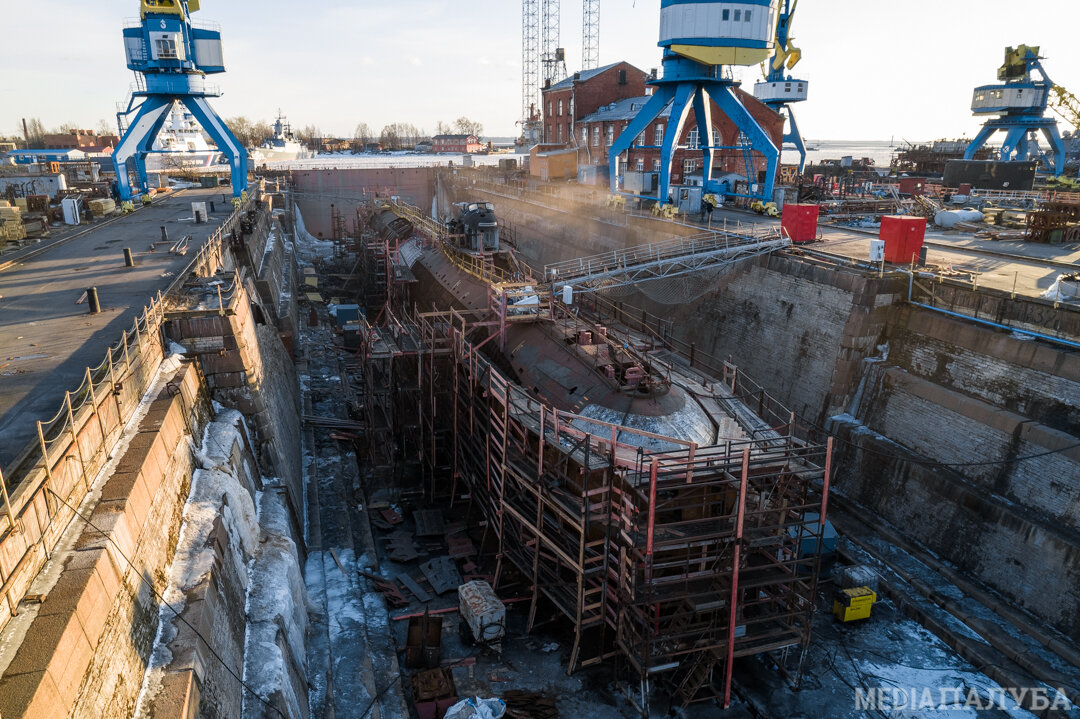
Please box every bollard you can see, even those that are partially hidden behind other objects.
[123,248,135,267]
[87,287,101,314]
[160,226,168,243]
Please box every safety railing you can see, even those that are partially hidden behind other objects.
[0,196,253,548]
[543,226,788,285]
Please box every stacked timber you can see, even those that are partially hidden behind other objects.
[0,202,27,245]
[88,198,117,217]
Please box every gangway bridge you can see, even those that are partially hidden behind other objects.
[543,227,791,293]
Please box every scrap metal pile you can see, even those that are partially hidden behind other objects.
[1026,200,1080,243]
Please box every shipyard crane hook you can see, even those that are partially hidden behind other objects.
[110,0,248,202]
[753,0,809,173]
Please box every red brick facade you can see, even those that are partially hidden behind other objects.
[540,62,649,146]
[577,87,784,185]
[433,135,482,154]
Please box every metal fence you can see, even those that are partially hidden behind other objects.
[0,196,251,543]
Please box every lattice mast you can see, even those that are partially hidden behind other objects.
[541,0,566,88]
[582,0,600,70]
[522,0,540,130]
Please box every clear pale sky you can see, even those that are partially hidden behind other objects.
[2,0,1078,141]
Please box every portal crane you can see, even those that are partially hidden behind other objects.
[609,0,782,205]
[753,0,808,173]
[963,45,1066,176]
[111,0,247,201]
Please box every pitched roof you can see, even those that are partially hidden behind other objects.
[578,95,670,124]
[546,62,627,92]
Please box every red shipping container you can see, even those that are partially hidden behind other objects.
[880,215,926,264]
[781,203,820,243]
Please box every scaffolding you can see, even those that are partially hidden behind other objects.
[354,199,832,712]
[363,308,836,711]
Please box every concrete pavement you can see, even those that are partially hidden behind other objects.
[0,188,233,472]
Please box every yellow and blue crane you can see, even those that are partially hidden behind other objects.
[753,0,808,173]
[609,0,784,205]
[964,45,1067,176]
[110,0,247,201]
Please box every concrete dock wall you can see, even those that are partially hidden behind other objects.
[0,361,208,719]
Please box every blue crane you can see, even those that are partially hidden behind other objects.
[609,0,782,205]
[964,45,1066,176]
[111,0,247,202]
[753,0,808,173]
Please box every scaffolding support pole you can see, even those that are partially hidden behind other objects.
[724,447,751,708]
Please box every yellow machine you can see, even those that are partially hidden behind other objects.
[833,586,877,622]
[607,194,627,210]
[651,202,679,219]
[141,0,199,17]
[751,200,780,218]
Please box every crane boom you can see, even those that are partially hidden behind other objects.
[1050,85,1080,132]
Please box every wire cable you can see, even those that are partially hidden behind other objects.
[47,488,287,719]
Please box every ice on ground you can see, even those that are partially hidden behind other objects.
[134,410,264,718]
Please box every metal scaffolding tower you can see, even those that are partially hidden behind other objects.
[541,0,566,89]
[582,0,600,70]
[522,0,540,130]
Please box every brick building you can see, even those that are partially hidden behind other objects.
[575,88,784,186]
[42,130,120,153]
[433,134,482,154]
[540,61,650,146]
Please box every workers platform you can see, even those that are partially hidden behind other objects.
[0,188,233,475]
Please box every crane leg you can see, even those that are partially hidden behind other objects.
[998,126,1026,162]
[708,83,780,201]
[1039,124,1067,176]
[111,96,174,201]
[609,87,675,198]
[964,125,997,161]
[181,96,248,198]
[784,106,807,174]
[657,84,696,205]
[692,87,715,191]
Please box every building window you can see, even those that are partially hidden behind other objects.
[712,129,720,147]
[636,131,646,147]
[558,99,564,116]
[592,126,600,146]
[557,124,562,142]
[687,128,699,148]
[547,125,552,142]
[583,127,588,145]
[606,125,614,146]
[734,9,741,21]
[636,158,644,171]
[652,159,661,172]
[683,159,698,175]
[745,9,751,21]
[654,124,664,145]
[722,9,729,20]
[548,102,553,117]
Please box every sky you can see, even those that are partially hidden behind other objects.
[2,0,1078,142]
